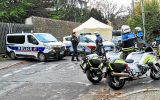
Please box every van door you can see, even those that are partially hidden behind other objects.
[6,35,26,56]
[26,35,40,57]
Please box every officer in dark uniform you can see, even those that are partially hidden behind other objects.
[121,25,135,59]
[71,32,79,61]
[95,33,103,56]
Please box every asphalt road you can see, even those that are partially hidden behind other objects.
[0,57,159,100]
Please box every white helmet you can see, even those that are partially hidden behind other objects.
[135,27,142,32]
[121,25,131,34]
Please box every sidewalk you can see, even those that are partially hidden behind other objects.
[76,86,160,100]
[0,60,28,70]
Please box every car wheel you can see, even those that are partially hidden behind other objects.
[56,53,62,60]
[38,53,46,62]
[10,51,16,60]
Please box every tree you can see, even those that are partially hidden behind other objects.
[0,0,32,23]
[0,0,55,23]
[94,0,127,20]
[49,6,104,23]
[128,0,160,42]
[92,0,129,29]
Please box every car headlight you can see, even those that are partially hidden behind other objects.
[44,44,52,50]
[54,45,62,48]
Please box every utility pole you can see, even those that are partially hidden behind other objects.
[132,0,134,17]
[140,0,146,40]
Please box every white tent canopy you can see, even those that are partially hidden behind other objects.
[73,17,113,41]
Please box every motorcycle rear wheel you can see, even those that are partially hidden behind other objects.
[107,73,125,90]
[86,70,102,84]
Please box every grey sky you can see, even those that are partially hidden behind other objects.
[109,0,132,7]
[90,0,132,8]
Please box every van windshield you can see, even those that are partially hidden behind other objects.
[34,34,58,43]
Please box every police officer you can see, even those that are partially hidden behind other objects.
[135,27,143,39]
[121,25,136,59]
[95,33,103,56]
[71,32,79,61]
[134,27,145,51]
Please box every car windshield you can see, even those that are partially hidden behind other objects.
[65,37,71,41]
[86,35,107,42]
[34,33,58,43]
[79,36,94,42]
[104,46,114,51]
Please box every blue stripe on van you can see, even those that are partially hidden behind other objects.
[8,46,45,52]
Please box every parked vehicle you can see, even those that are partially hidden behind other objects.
[80,46,108,83]
[63,35,96,55]
[80,46,160,90]
[107,46,160,90]
[6,33,66,61]
[63,34,115,55]
[152,36,160,58]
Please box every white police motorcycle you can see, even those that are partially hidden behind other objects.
[107,46,160,90]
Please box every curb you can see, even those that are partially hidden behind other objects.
[0,61,29,70]
[116,88,160,98]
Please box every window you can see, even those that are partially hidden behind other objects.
[65,37,71,41]
[79,36,94,42]
[27,35,38,44]
[7,35,25,44]
[34,33,58,43]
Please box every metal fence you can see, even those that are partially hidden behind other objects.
[0,23,33,54]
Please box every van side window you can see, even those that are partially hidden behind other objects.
[7,35,25,44]
[27,35,38,44]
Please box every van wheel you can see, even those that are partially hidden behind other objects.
[10,51,16,60]
[38,53,46,62]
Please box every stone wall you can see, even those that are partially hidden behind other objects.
[26,16,81,40]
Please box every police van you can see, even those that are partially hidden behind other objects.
[6,33,66,61]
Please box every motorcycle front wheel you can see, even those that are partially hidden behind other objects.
[86,70,102,84]
[107,73,125,90]
[150,63,160,80]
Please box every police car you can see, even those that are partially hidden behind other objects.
[6,33,66,61]
[63,35,96,55]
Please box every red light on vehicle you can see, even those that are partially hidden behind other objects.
[87,46,96,49]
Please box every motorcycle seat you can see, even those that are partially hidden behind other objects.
[125,59,134,63]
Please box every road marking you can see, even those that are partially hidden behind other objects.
[13,70,22,73]
[139,80,153,84]
[22,67,31,70]
[67,65,75,70]
[0,83,24,96]
[44,64,59,71]
[1,63,44,78]
[2,73,13,78]
[75,82,91,86]
[37,62,45,65]
[30,64,37,67]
